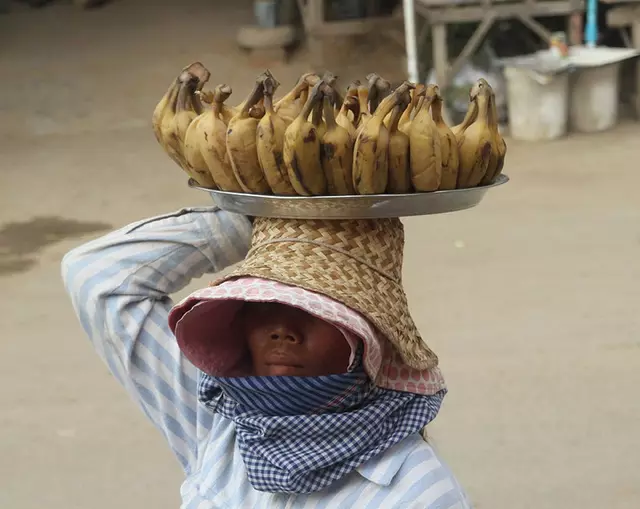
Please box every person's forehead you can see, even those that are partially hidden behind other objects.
[242,301,323,321]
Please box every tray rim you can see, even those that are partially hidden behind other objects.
[188,173,509,201]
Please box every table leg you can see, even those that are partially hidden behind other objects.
[632,15,640,118]
[568,12,583,46]
[432,23,448,87]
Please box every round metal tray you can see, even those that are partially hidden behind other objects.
[189,174,509,219]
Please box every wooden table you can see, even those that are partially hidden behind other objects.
[414,0,585,89]
[293,0,403,66]
[604,1,640,116]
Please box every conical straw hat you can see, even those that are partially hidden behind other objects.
[213,217,437,370]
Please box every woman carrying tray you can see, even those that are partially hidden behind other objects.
[62,207,472,508]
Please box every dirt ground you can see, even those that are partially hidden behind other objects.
[1,1,639,508]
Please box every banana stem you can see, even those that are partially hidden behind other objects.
[375,82,413,120]
[240,74,268,116]
[388,104,404,133]
[459,100,478,130]
[299,80,324,121]
[181,62,211,90]
[475,94,490,123]
[263,78,278,115]
[166,81,181,115]
[274,73,317,109]
[367,74,381,113]
[487,93,499,132]
[175,82,190,113]
[431,97,445,124]
[212,85,232,117]
[346,81,360,98]
[356,86,369,123]
[312,100,323,127]
[323,94,337,129]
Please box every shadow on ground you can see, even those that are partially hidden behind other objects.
[0,216,111,275]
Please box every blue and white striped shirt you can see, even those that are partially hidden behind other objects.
[61,207,472,508]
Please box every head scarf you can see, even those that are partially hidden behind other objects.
[170,278,447,494]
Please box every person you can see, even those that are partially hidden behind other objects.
[62,206,472,508]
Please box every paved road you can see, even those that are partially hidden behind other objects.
[1,1,639,508]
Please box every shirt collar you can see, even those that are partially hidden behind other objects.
[355,433,422,486]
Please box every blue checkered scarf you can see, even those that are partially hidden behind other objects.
[198,352,445,494]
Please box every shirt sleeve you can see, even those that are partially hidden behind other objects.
[60,207,251,473]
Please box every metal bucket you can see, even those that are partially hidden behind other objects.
[255,0,278,28]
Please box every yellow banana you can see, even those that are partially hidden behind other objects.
[457,79,494,188]
[164,68,215,185]
[152,78,179,144]
[408,89,442,191]
[365,73,391,114]
[480,87,507,185]
[274,73,321,125]
[257,75,297,195]
[451,97,478,140]
[153,63,210,177]
[183,97,217,189]
[353,81,413,195]
[311,98,326,141]
[321,91,355,195]
[335,81,360,138]
[355,85,371,129]
[186,85,243,192]
[226,72,271,193]
[283,81,327,196]
[398,84,425,134]
[426,85,459,190]
[155,79,184,169]
[387,99,412,194]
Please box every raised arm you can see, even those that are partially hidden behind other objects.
[61,207,251,473]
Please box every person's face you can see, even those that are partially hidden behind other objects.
[241,302,351,377]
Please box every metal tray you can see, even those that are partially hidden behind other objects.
[189,174,509,219]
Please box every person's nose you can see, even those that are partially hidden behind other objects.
[268,325,302,345]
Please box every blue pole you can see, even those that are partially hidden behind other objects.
[584,0,598,48]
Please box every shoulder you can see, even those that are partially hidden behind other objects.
[356,434,472,508]
[397,436,471,508]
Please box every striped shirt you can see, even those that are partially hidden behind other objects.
[61,207,472,509]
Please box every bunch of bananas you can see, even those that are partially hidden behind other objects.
[152,62,507,196]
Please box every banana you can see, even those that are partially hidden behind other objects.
[426,84,459,190]
[257,75,297,195]
[451,97,478,139]
[155,79,185,169]
[152,62,211,179]
[457,79,494,188]
[399,84,425,134]
[335,81,360,138]
[480,87,507,185]
[408,87,442,192]
[320,71,341,108]
[274,73,321,124]
[226,73,271,194]
[321,89,355,195]
[353,81,413,195]
[187,86,243,192]
[283,80,327,196]
[152,78,179,144]
[387,94,412,194]
[165,77,199,163]
[366,73,391,114]
[183,93,218,189]
[311,98,326,141]
[164,69,215,185]
[355,84,371,129]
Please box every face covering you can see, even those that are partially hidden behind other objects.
[199,343,445,494]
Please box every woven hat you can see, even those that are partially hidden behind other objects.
[212,217,438,370]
